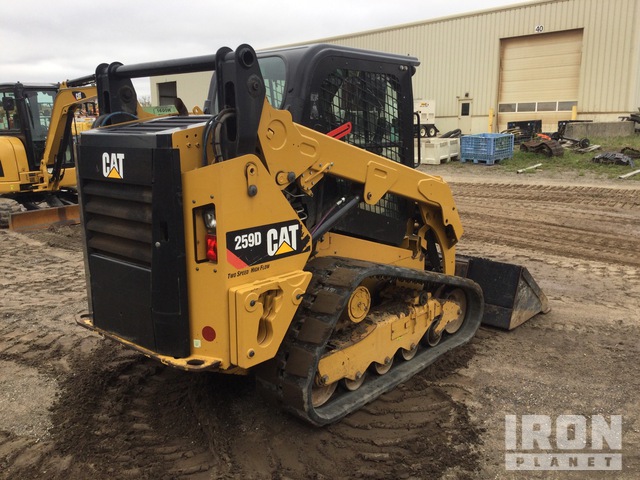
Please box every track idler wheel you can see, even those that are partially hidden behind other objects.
[400,343,418,361]
[424,320,442,347]
[444,288,467,334]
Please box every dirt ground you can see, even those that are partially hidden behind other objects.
[1,163,639,479]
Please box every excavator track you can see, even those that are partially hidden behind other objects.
[256,257,484,426]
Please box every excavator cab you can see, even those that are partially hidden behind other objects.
[0,82,91,197]
[0,83,61,182]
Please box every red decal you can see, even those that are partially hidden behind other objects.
[227,249,248,269]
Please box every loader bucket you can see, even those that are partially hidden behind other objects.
[9,204,80,232]
[456,256,550,330]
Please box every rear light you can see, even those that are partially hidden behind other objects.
[201,206,218,263]
[206,234,218,262]
[202,326,216,342]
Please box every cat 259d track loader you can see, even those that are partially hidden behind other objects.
[76,44,548,425]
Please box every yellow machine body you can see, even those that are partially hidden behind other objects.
[76,44,547,425]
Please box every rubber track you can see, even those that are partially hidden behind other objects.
[256,257,484,426]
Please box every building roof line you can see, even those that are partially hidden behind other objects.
[283,0,556,47]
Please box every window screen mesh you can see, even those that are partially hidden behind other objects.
[313,69,407,224]
[314,69,403,164]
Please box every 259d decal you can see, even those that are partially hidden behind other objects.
[226,220,309,269]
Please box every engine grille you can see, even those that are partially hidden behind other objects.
[83,180,153,266]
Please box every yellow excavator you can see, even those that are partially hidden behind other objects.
[0,77,97,230]
[76,44,549,425]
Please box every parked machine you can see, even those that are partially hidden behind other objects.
[414,99,438,137]
[76,44,548,425]
[0,78,97,230]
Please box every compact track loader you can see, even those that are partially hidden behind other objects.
[76,44,548,425]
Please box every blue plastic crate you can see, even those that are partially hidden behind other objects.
[460,133,514,164]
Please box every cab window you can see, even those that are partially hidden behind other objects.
[0,93,18,130]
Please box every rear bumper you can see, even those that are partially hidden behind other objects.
[76,313,221,372]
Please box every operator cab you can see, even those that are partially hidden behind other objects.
[206,44,419,168]
[0,83,58,172]
[253,45,420,246]
[96,44,422,247]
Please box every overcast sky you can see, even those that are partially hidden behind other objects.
[2,0,526,98]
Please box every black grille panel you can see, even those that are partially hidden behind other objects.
[78,139,191,358]
[83,179,153,266]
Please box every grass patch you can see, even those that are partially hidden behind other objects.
[490,135,640,180]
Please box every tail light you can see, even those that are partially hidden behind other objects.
[206,234,218,262]
[203,206,218,263]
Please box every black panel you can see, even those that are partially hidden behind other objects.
[150,148,190,357]
[90,254,155,349]
[77,145,153,186]
[79,130,191,358]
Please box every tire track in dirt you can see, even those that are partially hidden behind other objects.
[0,230,213,480]
[451,182,640,267]
[188,344,481,479]
[45,347,213,480]
[451,182,640,210]
[2,342,215,480]
[0,230,94,479]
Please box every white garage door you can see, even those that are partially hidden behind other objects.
[498,29,583,133]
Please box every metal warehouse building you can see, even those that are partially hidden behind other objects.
[151,0,640,135]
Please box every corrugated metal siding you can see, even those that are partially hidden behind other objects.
[313,0,640,130]
[151,0,640,133]
[633,2,640,110]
